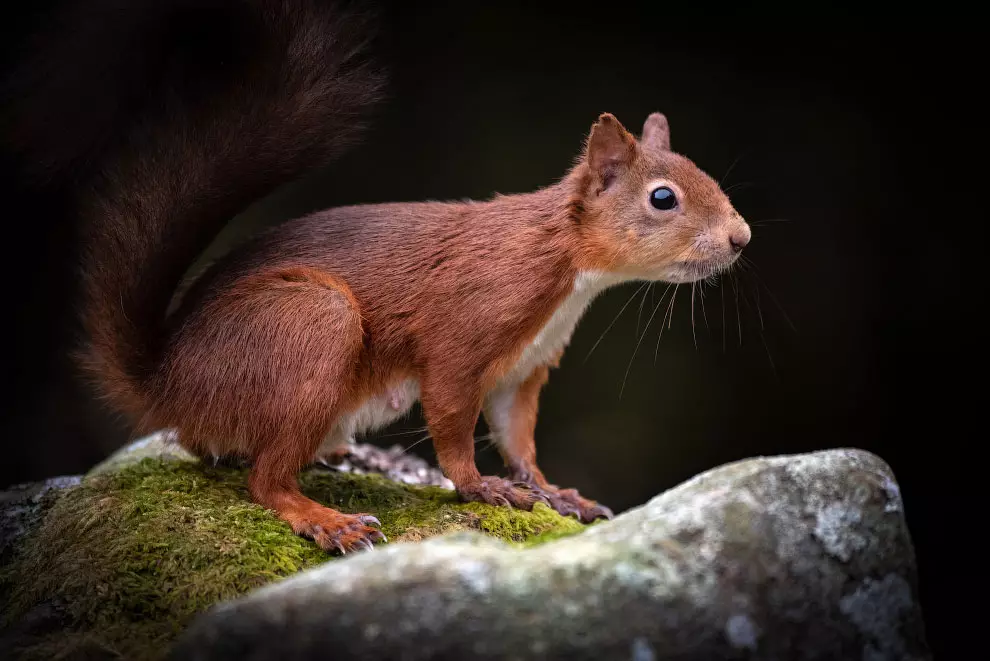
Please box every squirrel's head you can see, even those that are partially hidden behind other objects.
[573,112,750,283]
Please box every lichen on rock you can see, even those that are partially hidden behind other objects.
[0,436,584,661]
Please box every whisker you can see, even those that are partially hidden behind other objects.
[636,282,653,338]
[655,283,680,364]
[719,154,743,188]
[690,282,697,350]
[723,181,753,195]
[738,276,778,380]
[583,281,649,363]
[754,278,765,330]
[736,257,796,333]
[699,279,710,334]
[669,283,680,331]
[720,274,726,352]
[376,425,429,438]
[403,432,434,453]
[731,270,742,347]
[474,433,498,453]
[619,283,672,399]
[478,435,499,454]
[760,331,778,379]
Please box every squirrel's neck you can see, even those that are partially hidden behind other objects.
[470,166,633,306]
[480,164,616,276]
[502,165,587,220]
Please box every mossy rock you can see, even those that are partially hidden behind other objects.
[0,439,585,661]
[170,448,930,661]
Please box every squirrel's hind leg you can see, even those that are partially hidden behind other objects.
[240,267,385,553]
[161,266,384,553]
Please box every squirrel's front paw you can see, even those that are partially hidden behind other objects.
[457,476,549,511]
[510,480,613,523]
[505,462,613,523]
[537,487,613,523]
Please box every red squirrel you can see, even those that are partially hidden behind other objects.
[35,0,751,554]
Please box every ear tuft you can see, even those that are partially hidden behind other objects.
[586,113,636,190]
[641,112,671,151]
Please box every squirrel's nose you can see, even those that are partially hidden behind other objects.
[729,225,751,253]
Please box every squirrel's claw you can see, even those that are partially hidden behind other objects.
[511,481,613,524]
[457,476,547,511]
[583,504,614,522]
[292,510,388,555]
[359,514,381,528]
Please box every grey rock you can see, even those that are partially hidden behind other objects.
[1,475,81,565]
[314,441,456,489]
[1,475,82,657]
[86,431,197,476]
[169,448,931,661]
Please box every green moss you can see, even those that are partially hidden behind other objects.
[2,458,585,660]
[463,501,586,545]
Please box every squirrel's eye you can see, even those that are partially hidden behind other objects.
[649,186,677,211]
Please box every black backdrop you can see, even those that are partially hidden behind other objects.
[1,2,977,657]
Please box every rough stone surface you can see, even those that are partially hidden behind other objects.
[0,475,83,659]
[0,476,81,566]
[170,448,931,661]
[320,442,456,489]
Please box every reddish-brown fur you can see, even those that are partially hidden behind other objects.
[62,1,750,553]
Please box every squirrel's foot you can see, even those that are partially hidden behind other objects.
[536,486,613,523]
[287,506,386,555]
[506,463,613,523]
[457,476,550,511]
[510,479,613,523]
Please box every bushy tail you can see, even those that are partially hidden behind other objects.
[3,0,384,418]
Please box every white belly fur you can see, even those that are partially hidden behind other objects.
[499,271,628,385]
[317,271,629,455]
[318,378,421,455]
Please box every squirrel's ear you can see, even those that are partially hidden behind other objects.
[586,113,637,190]
[641,112,671,151]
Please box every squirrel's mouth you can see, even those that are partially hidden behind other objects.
[661,255,737,283]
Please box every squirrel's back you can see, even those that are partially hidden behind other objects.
[167,188,580,388]
[3,0,385,419]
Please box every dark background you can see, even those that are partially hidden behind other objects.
[1,2,977,657]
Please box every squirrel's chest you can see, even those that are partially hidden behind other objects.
[319,272,626,451]
[499,271,624,385]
